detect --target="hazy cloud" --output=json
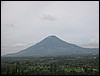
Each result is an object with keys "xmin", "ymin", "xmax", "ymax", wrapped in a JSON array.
[
  {"xmin": 6, "ymin": 24, "xmax": 15, "ymax": 27},
  {"xmin": 13, "ymin": 43, "xmax": 27, "ymax": 47},
  {"xmin": 40, "ymin": 14, "xmax": 57, "ymax": 21},
  {"xmin": 1, "ymin": 43, "xmax": 31, "ymax": 56},
  {"xmin": 81, "ymin": 42, "xmax": 99, "ymax": 48},
  {"xmin": 80, "ymin": 36, "xmax": 99, "ymax": 48}
]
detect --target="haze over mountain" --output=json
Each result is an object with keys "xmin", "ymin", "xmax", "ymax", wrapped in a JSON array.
[
  {"xmin": 1, "ymin": 1, "xmax": 99, "ymax": 56},
  {"xmin": 3, "ymin": 35, "xmax": 99, "ymax": 57}
]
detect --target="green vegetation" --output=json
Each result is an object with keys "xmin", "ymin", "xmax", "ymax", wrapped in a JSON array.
[{"xmin": 1, "ymin": 54, "xmax": 99, "ymax": 75}]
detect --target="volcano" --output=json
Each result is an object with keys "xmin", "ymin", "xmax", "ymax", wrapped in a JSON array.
[{"xmin": 4, "ymin": 35, "xmax": 99, "ymax": 57}]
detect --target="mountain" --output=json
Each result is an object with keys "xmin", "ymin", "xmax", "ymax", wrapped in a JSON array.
[{"xmin": 4, "ymin": 35, "xmax": 99, "ymax": 57}]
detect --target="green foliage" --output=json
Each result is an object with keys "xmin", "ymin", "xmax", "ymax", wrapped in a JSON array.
[{"xmin": 1, "ymin": 54, "xmax": 99, "ymax": 75}]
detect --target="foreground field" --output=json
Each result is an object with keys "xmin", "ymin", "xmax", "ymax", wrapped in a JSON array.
[{"xmin": 1, "ymin": 54, "xmax": 99, "ymax": 75}]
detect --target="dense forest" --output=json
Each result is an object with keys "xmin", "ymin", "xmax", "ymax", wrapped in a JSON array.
[{"xmin": 1, "ymin": 54, "xmax": 99, "ymax": 75}]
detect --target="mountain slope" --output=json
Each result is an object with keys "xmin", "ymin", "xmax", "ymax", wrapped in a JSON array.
[{"xmin": 4, "ymin": 35, "xmax": 99, "ymax": 57}]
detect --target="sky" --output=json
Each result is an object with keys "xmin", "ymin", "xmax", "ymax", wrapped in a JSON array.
[{"xmin": 1, "ymin": 1, "xmax": 99, "ymax": 56}]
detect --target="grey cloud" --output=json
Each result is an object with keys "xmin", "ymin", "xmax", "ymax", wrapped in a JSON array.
[
  {"xmin": 6, "ymin": 24, "xmax": 15, "ymax": 27},
  {"xmin": 40, "ymin": 14, "xmax": 57, "ymax": 21}
]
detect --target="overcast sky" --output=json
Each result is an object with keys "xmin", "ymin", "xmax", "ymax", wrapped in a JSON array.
[{"xmin": 1, "ymin": 1, "xmax": 99, "ymax": 55}]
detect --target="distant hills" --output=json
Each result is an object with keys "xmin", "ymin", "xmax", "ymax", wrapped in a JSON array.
[{"xmin": 4, "ymin": 35, "xmax": 99, "ymax": 57}]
